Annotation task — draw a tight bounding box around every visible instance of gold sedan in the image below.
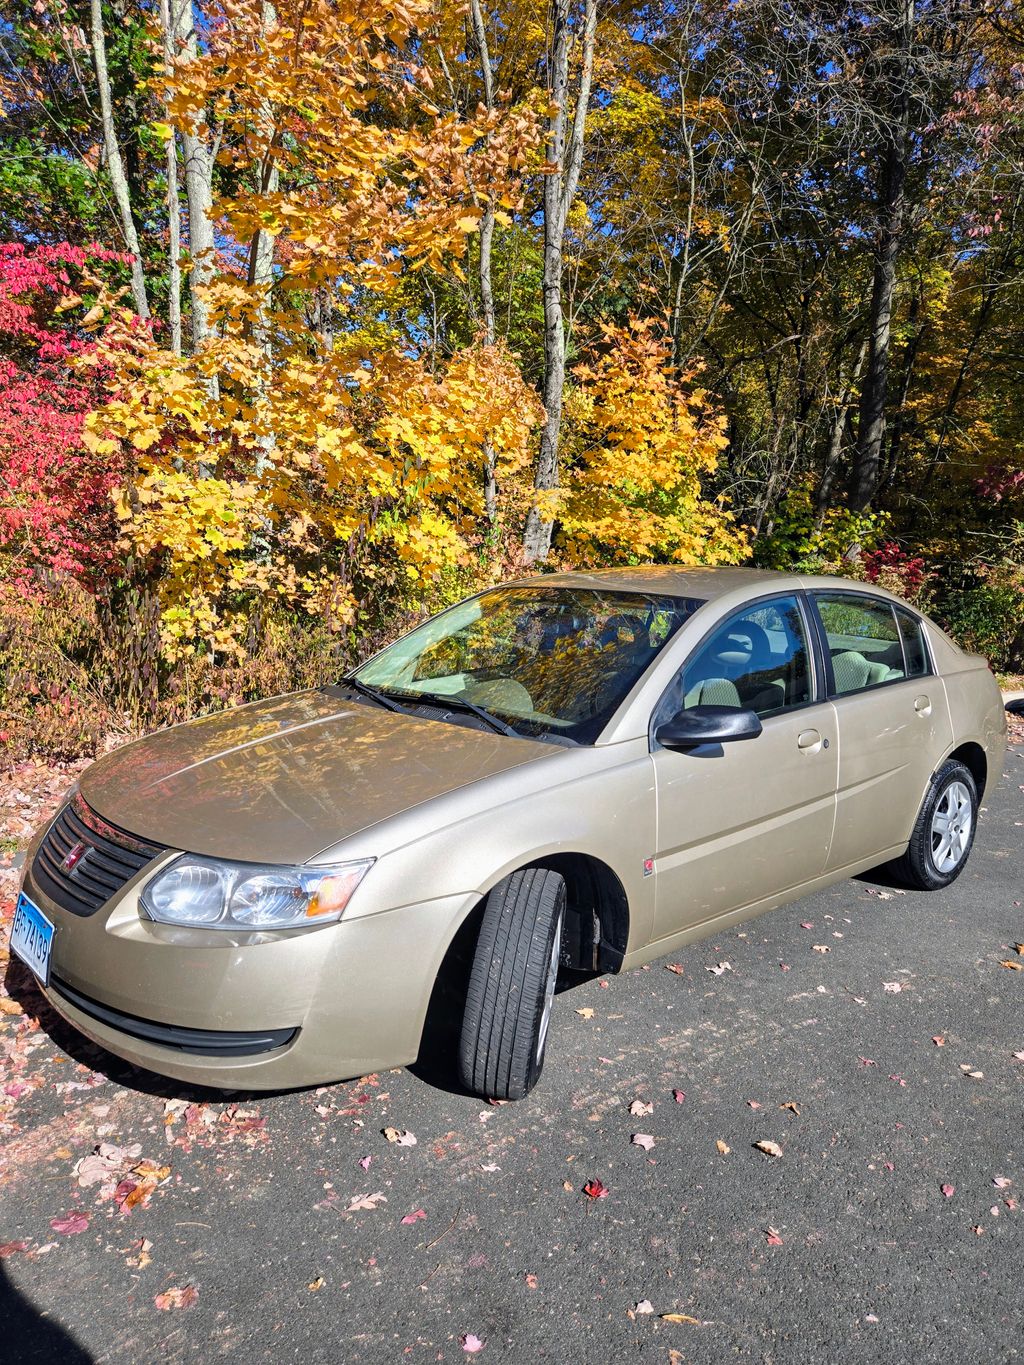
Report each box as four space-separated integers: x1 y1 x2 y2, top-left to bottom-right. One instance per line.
12 568 1006 1098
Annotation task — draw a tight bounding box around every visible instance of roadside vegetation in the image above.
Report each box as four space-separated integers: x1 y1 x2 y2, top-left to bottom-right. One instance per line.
1 0 1022 767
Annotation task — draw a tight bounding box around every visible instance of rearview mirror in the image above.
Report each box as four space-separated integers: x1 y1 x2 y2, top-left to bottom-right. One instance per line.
656 704 762 750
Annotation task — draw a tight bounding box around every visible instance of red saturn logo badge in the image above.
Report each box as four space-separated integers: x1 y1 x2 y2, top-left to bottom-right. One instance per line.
61 841 88 872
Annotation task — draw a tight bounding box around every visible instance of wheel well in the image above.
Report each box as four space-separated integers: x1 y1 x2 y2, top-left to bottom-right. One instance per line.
948 742 987 799
527 853 630 974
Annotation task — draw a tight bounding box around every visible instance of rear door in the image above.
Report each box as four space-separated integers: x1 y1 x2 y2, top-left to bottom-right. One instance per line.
651 593 838 940
809 591 954 871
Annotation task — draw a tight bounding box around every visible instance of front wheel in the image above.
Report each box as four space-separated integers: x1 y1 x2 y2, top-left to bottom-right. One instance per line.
458 868 566 1101
890 760 978 890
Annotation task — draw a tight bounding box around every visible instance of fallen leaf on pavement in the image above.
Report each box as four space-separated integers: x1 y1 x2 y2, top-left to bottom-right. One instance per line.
308 1277 325 1292
941 1183 955 1198
576 1007 596 1019
747 1100 761 1109
673 1089 685 1104
631 1133 655 1152
0 1242 27 1258
960 1065 984 1079
583 1179 609 1199
932 1036 945 1046
765 1227 784 1246
126 1238 152 1269
562 1180 574 1192
382 1127 417 1146
665 963 685 975
754 1141 783 1158
629 1099 654 1116
525 1274 538 1289
706 962 732 975
154 1286 198 1311
635 1299 654 1314
400 1209 426 1225
50 1212 89 1236
812 945 831 954
882 981 904 992
999 960 1023 971
358 1155 371 1171
346 1192 387 1212
800 922 814 930
74 1142 143 1190
993 1176 1012 1188
460 1335 485 1354
780 1102 800 1115
661 1312 701 1325
480 1163 500 1172
715 1140 730 1155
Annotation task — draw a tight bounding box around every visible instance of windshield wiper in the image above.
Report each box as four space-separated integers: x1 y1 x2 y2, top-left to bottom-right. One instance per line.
338 677 408 714
401 690 524 740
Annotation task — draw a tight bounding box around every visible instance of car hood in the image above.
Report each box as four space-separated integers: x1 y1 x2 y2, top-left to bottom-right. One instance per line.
79 689 555 865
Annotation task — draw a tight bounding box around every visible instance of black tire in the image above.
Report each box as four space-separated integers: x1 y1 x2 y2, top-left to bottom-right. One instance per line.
889 759 979 890
458 867 566 1101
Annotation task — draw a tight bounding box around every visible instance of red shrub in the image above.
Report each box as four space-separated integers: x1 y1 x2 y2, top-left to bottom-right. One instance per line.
0 243 129 592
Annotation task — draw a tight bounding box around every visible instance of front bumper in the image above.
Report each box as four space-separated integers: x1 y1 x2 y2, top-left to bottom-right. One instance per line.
22 853 476 1090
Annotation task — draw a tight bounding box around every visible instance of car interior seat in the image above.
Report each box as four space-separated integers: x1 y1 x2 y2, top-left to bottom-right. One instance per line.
831 649 904 693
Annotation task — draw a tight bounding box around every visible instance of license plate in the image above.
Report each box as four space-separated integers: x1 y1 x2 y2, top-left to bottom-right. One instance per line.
10 892 55 987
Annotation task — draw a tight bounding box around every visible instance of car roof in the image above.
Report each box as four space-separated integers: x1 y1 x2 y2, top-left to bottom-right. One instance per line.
503 565 828 602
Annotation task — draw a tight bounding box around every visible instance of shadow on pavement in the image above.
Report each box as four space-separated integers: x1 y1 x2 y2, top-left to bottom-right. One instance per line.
1 1263 92 1364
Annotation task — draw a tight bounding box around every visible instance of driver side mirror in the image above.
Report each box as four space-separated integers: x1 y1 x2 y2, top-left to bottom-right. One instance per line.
656 703 762 751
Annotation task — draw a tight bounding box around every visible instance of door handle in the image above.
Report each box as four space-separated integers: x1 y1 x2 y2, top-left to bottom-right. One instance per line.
914 695 932 716
797 729 822 751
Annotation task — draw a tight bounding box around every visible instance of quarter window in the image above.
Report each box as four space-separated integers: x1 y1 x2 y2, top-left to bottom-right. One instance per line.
669 595 813 720
814 593 907 695
895 607 930 678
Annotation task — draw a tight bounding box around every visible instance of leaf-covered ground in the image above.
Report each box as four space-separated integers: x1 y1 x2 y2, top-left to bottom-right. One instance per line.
2 729 1023 1363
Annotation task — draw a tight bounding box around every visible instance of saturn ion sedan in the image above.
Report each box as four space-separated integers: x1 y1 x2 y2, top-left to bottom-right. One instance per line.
11 567 1006 1099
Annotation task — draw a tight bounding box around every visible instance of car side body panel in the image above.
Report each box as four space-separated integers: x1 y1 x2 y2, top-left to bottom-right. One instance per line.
825 677 954 870
651 701 839 940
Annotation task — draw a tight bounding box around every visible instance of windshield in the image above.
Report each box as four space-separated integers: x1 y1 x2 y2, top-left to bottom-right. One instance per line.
351 586 704 745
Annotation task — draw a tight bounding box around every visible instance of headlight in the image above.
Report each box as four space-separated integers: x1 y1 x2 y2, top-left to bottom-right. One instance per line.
140 856 374 930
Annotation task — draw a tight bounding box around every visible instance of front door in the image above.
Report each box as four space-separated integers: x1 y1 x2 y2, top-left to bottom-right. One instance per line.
651 593 838 941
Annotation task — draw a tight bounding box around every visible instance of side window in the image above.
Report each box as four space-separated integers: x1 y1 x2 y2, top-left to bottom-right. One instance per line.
815 593 907 696
673 595 813 719
895 607 930 678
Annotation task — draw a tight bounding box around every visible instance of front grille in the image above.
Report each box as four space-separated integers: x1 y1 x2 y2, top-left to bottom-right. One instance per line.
49 975 297 1056
32 794 166 917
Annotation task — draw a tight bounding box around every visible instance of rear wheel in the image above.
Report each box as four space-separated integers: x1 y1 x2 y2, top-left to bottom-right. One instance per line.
890 760 978 890
458 868 566 1101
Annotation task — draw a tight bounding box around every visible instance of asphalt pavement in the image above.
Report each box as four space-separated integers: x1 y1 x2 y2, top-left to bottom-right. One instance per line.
2 738 1023 1364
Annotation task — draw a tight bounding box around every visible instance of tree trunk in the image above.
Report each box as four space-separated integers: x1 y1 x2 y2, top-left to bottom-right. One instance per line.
523 0 597 564
814 335 867 526
470 0 499 522
89 0 149 318
849 0 914 513
247 0 279 474
159 0 182 355
175 1 217 356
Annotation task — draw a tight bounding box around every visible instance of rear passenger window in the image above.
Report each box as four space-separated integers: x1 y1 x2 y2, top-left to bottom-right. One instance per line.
815 594 907 696
895 608 930 678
